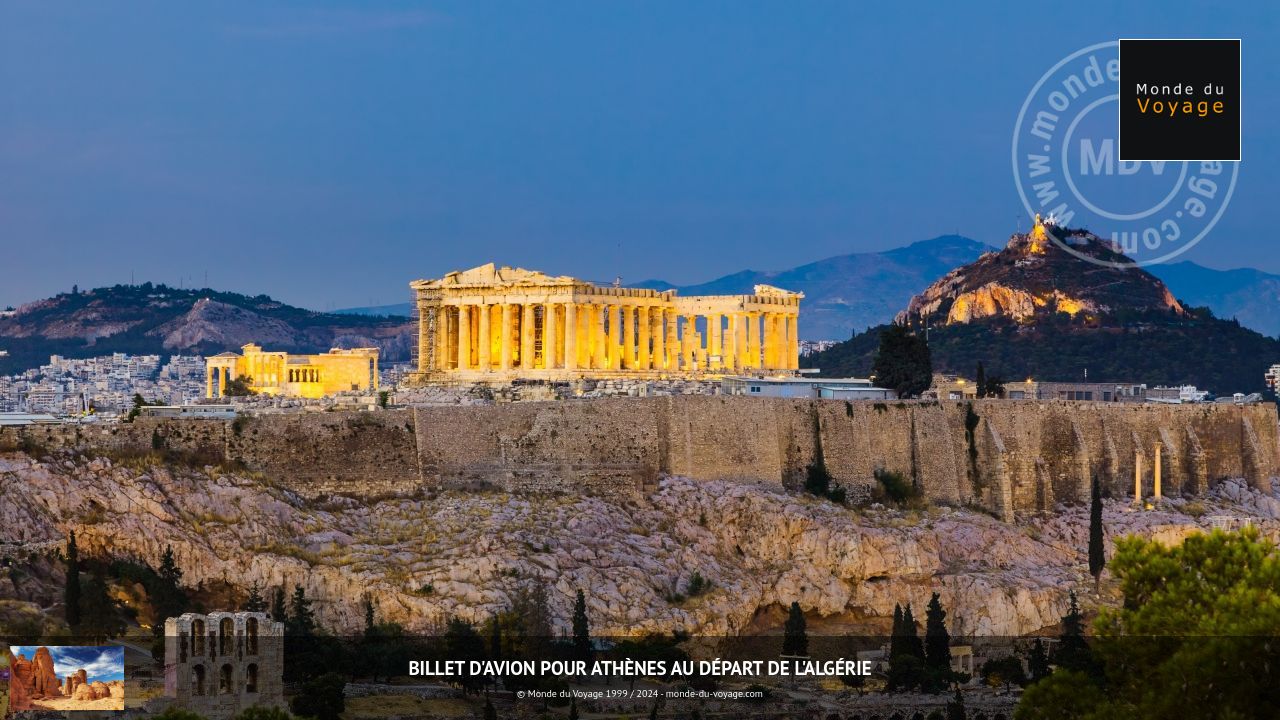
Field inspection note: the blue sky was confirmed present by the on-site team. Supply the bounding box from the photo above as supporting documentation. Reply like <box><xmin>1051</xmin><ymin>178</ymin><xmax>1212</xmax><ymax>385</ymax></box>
<box><xmin>9</xmin><ymin>645</ymin><xmax>125</xmax><ymax>684</ymax></box>
<box><xmin>2</xmin><ymin>1</ymin><xmax>1277</xmax><ymax>310</ymax></box>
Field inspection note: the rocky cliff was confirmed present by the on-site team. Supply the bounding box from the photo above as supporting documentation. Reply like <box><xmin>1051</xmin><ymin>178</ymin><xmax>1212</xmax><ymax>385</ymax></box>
<box><xmin>3</xmin><ymin>451</ymin><xmax>1278</xmax><ymax>641</ymax></box>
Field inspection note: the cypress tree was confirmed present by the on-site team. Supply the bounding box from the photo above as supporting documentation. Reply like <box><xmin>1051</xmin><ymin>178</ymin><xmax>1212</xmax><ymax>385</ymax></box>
<box><xmin>65</xmin><ymin>530</ymin><xmax>81</xmax><ymax>629</ymax></box>
<box><xmin>902</xmin><ymin>603</ymin><xmax>924</xmax><ymax>660</ymax></box>
<box><xmin>1027</xmin><ymin>639</ymin><xmax>1051</xmax><ymax>683</ymax></box>
<box><xmin>975</xmin><ymin>362</ymin><xmax>987</xmax><ymax>398</ymax></box>
<box><xmin>889</xmin><ymin>603</ymin><xmax>904</xmax><ymax>660</ymax></box>
<box><xmin>289</xmin><ymin>585</ymin><xmax>316</xmax><ymax>636</ymax></box>
<box><xmin>363</xmin><ymin>595</ymin><xmax>376</xmax><ymax>635</ymax></box>
<box><xmin>271</xmin><ymin>586</ymin><xmax>287</xmax><ymax>621</ymax></box>
<box><xmin>1089</xmin><ymin>477</ymin><xmax>1105</xmax><ymax>591</ymax></box>
<box><xmin>571</xmin><ymin>589</ymin><xmax>592</xmax><ymax>664</ymax></box>
<box><xmin>923</xmin><ymin>593</ymin><xmax>952</xmax><ymax>692</ymax></box>
<box><xmin>782</xmin><ymin>601</ymin><xmax>808</xmax><ymax>657</ymax></box>
<box><xmin>568</xmin><ymin>697</ymin><xmax>579</xmax><ymax>720</ymax></box>
<box><xmin>243</xmin><ymin>581</ymin><xmax>267</xmax><ymax>613</ymax></box>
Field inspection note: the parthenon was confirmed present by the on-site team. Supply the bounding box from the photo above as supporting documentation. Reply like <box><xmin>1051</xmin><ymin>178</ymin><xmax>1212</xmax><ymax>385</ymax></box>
<box><xmin>407</xmin><ymin>263</ymin><xmax>802</xmax><ymax>383</ymax></box>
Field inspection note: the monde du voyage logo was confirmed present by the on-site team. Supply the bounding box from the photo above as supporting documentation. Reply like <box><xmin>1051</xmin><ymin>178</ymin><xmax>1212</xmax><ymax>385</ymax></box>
<box><xmin>1012</xmin><ymin>40</ymin><xmax>1241</xmax><ymax>268</ymax></box>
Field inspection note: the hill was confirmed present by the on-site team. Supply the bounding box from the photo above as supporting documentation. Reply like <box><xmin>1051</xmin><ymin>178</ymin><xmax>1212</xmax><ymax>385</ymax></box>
<box><xmin>805</xmin><ymin>222</ymin><xmax>1280</xmax><ymax>394</ymax></box>
<box><xmin>0</xmin><ymin>283</ymin><xmax>414</xmax><ymax>374</ymax></box>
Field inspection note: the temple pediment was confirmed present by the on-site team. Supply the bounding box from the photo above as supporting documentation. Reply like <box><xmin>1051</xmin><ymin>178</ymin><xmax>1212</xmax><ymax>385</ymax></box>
<box><xmin>754</xmin><ymin>284</ymin><xmax>805</xmax><ymax>299</ymax></box>
<box><xmin>418</xmin><ymin>263</ymin><xmax>579</xmax><ymax>289</ymax></box>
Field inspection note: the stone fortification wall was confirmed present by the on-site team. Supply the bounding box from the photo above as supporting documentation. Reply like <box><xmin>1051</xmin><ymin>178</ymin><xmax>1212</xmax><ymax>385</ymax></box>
<box><xmin>3</xmin><ymin>398</ymin><xmax>1276</xmax><ymax>519</ymax></box>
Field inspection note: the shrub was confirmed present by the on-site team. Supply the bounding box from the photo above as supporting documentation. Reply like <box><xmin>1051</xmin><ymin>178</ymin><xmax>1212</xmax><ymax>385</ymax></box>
<box><xmin>874</xmin><ymin>468</ymin><xmax>920</xmax><ymax>506</ymax></box>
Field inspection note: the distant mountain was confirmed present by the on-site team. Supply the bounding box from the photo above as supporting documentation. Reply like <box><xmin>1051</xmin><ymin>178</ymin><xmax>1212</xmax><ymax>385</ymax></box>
<box><xmin>1148</xmin><ymin>262</ymin><xmax>1280</xmax><ymax>338</ymax></box>
<box><xmin>806</xmin><ymin>222</ymin><xmax>1280</xmax><ymax>394</ymax></box>
<box><xmin>634</xmin><ymin>235</ymin><xmax>996</xmax><ymax>340</ymax></box>
<box><xmin>335</xmin><ymin>302</ymin><xmax>414</xmax><ymax>317</ymax></box>
<box><xmin>0</xmin><ymin>284</ymin><xmax>414</xmax><ymax>375</ymax></box>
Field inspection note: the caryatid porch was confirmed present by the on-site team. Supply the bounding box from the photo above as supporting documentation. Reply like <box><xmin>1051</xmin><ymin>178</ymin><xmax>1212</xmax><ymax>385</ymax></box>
<box><xmin>408</xmin><ymin>264</ymin><xmax>803</xmax><ymax>383</ymax></box>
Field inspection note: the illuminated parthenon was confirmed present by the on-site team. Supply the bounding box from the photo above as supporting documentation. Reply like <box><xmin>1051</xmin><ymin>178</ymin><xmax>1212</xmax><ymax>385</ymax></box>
<box><xmin>407</xmin><ymin>263</ymin><xmax>802</xmax><ymax>383</ymax></box>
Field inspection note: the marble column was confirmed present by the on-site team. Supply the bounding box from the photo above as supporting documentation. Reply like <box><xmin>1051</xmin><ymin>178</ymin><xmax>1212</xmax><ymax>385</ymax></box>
<box><xmin>746</xmin><ymin>312</ymin><xmax>760</xmax><ymax>369</ymax></box>
<box><xmin>637</xmin><ymin>306</ymin><xmax>650</xmax><ymax>370</ymax></box>
<box><xmin>206</xmin><ymin>367</ymin><xmax>214</xmax><ymax>398</ymax></box>
<box><xmin>500</xmin><ymin>304</ymin><xmax>514</xmax><ymax>370</ymax></box>
<box><xmin>724</xmin><ymin>313</ymin><xmax>739</xmax><ymax>372</ymax></box>
<box><xmin>543</xmin><ymin>303</ymin><xmax>558</xmax><ymax>369</ymax></box>
<box><xmin>786</xmin><ymin>313</ymin><xmax>799</xmax><ymax>369</ymax></box>
<box><xmin>666</xmin><ymin>310</ymin><xmax>680</xmax><ymax>370</ymax></box>
<box><xmin>417</xmin><ymin>301</ymin><xmax>431</xmax><ymax>372</ymax></box>
<box><xmin>592</xmin><ymin>304</ymin><xmax>608</xmax><ymax>369</ymax></box>
<box><xmin>457</xmin><ymin>305</ymin><xmax>472</xmax><ymax>370</ymax></box>
<box><xmin>607</xmin><ymin>304</ymin><xmax>622</xmax><ymax>370</ymax></box>
<box><xmin>708</xmin><ymin>314</ymin><xmax>722</xmax><ymax>370</ymax></box>
<box><xmin>652</xmin><ymin>308</ymin><xmax>665</xmax><ymax>370</ymax></box>
<box><xmin>679</xmin><ymin>315</ymin><xmax>695</xmax><ymax>371</ymax></box>
<box><xmin>564</xmin><ymin>303</ymin><xmax>579</xmax><ymax>370</ymax></box>
<box><xmin>477</xmin><ymin>304</ymin><xmax>492</xmax><ymax>370</ymax></box>
<box><xmin>520</xmin><ymin>304</ymin><xmax>536</xmax><ymax>368</ymax></box>
<box><xmin>436</xmin><ymin>308</ymin><xmax>451</xmax><ymax>371</ymax></box>
<box><xmin>622</xmin><ymin>306</ymin><xmax>636</xmax><ymax>369</ymax></box>
<box><xmin>762</xmin><ymin>313</ymin><xmax>777</xmax><ymax>369</ymax></box>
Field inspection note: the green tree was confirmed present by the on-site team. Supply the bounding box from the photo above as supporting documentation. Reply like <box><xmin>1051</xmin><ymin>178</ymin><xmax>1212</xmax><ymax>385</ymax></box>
<box><xmin>445</xmin><ymin>618</ymin><xmax>487</xmax><ymax>695</ymax></box>
<box><xmin>271</xmin><ymin>585</ymin><xmax>287</xmax><ymax>621</ymax></box>
<box><xmin>243</xmin><ymin>581</ymin><xmax>267</xmax><ymax>613</ymax></box>
<box><xmin>81</xmin><ymin>566</ymin><xmax>125</xmax><ymax>639</ymax></box>
<box><xmin>65</xmin><ymin>530</ymin><xmax>81</xmax><ymax>628</ymax></box>
<box><xmin>945</xmin><ymin>687</ymin><xmax>966</xmax><ymax>720</ymax></box>
<box><xmin>1052</xmin><ymin>592</ymin><xmax>1094</xmax><ymax>676</ymax></box>
<box><xmin>1088</xmin><ymin>478</ymin><xmax>1105</xmax><ymax>591</ymax></box>
<box><xmin>1026</xmin><ymin>639</ymin><xmax>1051</xmax><ymax>683</ymax></box>
<box><xmin>290</xmin><ymin>672</ymin><xmax>345</xmax><ymax>720</ymax></box>
<box><xmin>483</xmin><ymin>696</ymin><xmax>497</xmax><ymax>720</ymax></box>
<box><xmin>871</xmin><ymin>324</ymin><xmax>933</xmax><ymax>398</ymax></box>
<box><xmin>781</xmin><ymin>601</ymin><xmax>807</xmax><ymax>658</ymax></box>
<box><xmin>888</xmin><ymin>602</ymin><xmax>926</xmax><ymax>692</ymax></box>
<box><xmin>975</xmin><ymin>361</ymin><xmax>987</xmax><ymax>398</ymax></box>
<box><xmin>288</xmin><ymin>585</ymin><xmax>316</xmax><ymax>636</ymax></box>
<box><xmin>571</xmin><ymin>589</ymin><xmax>593</xmax><ymax>665</ymax></box>
<box><xmin>1018</xmin><ymin>529</ymin><xmax>1280</xmax><ymax>719</ymax></box>
<box><xmin>980</xmin><ymin>655</ymin><xmax>1027</xmax><ymax>691</ymax></box>
<box><xmin>568</xmin><ymin>697</ymin><xmax>579</xmax><ymax>720</ymax></box>
<box><xmin>923</xmin><ymin>592</ymin><xmax>952</xmax><ymax>692</ymax></box>
<box><xmin>223</xmin><ymin>375</ymin><xmax>256</xmax><ymax>396</ymax></box>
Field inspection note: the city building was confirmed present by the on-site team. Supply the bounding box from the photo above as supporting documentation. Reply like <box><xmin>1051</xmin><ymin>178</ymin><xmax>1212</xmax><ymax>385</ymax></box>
<box><xmin>205</xmin><ymin>344</ymin><xmax>379</xmax><ymax>399</ymax></box>
<box><xmin>1146</xmin><ymin>385</ymin><xmax>1210</xmax><ymax>403</ymax></box>
<box><xmin>407</xmin><ymin>263</ymin><xmax>803</xmax><ymax>383</ymax></box>
<box><xmin>1267</xmin><ymin>364</ymin><xmax>1280</xmax><ymax>391</ymax></box>
<box><xmin>721</xmin><ymin>375</ymin><xmax>895</xmax><ymax>400</ymax></box>
<box><xmin>932</xmin><ymin>375</ymin><xmax>1149</xmax><ymax>402</ymax></box>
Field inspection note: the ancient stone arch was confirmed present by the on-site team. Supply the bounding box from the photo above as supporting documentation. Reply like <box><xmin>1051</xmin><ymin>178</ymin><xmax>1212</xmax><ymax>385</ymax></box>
<box><xmin>165</xmin><ymin>611</ymin><xmax>284</xmax><ymax>718</ymax></box>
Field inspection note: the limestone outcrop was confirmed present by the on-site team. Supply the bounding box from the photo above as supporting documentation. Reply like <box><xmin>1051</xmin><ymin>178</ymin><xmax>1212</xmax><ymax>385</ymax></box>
<box><xmin>3</xmin><ymin>451</ymin><xmax>1278</xmax><ymax>642</ymax></box>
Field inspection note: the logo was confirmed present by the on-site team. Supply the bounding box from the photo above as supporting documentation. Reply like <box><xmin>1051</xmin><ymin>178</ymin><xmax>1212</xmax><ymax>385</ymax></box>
<box><xmin>1012</xmin><ymin>41</ymin><xmax>1238</xmax><ymax>268</ymax></box>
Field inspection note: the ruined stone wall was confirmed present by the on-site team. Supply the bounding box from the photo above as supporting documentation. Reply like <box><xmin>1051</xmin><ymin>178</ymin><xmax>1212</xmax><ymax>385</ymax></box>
<box><xmin>3</xmin><ymin>398</ymin><xmax>1276</xmax><ymax>519</ymax></box>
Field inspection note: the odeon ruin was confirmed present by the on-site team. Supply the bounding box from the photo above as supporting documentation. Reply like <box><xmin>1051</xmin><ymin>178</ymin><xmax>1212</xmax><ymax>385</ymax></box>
<box><xmin>407</xmin><ymin>263</ymin><xmax>803</xmax><ymax>383</ymax></box>
<box><xmin>164</xmin><ymin>611</ymin><xmax>284</xmax><ymax>718</ymax></box>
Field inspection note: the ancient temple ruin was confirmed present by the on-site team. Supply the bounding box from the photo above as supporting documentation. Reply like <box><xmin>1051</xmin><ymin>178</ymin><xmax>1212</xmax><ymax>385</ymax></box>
<box><xmin>164</xmin><ymin>611</ymin><xmax>284</xmax><ymax>718</ymax></box>
<box><xmin>408</xmin><ymin>263</ymin><xmax>803</xmax><ymax>383</ymax></box>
